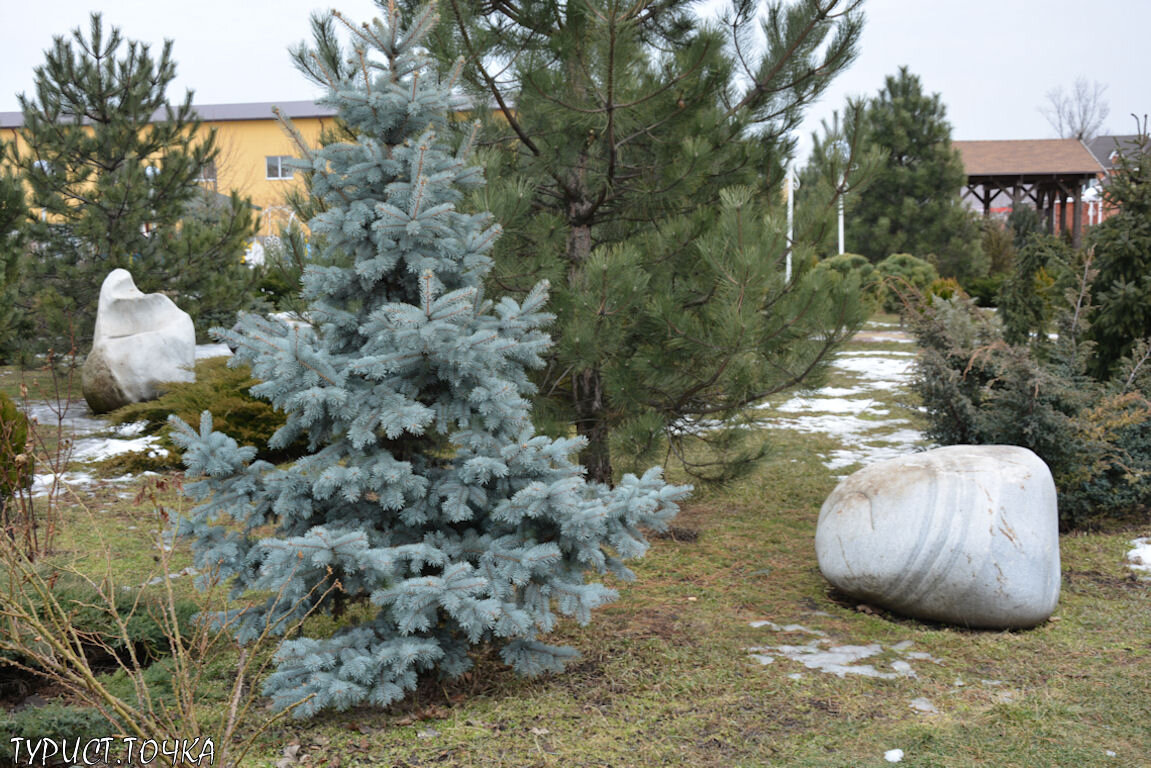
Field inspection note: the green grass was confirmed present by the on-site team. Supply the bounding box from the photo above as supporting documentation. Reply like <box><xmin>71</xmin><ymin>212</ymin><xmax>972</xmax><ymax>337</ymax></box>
<box><xmin>3</xmin><ymin>327</ymin><xmax>1149</xmax><ymax>767</ymax></box>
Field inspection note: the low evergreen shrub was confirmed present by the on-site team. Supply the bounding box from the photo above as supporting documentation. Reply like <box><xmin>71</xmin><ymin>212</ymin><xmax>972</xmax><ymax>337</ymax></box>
<box><xmin>0</xmin><ymin>391</ymin><xmax>30</xmax><ymax>498</ymax></box>
<box><xmin>910</xmin><ymin>280</ymin><xmax>1151</xmax><ymax>528</ymax></box>
<box><xmin>0</xmin><ymin>704</ymin><xmax>110</xmax><ymax>764</ymax></box>
<box><xmin>103</xmin><ymin>357</ymin><xmax>306</xmax><ymax>472</ymax></box>
<box><xmin>876</xmin><ymin>253</ymin><xmax>938</xmax><ymax>313</ymax></box>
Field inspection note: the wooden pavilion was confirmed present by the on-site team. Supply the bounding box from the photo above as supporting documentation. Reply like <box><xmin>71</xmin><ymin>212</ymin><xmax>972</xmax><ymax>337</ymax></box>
<box><xmin>954</xmin><ymin>139</ymin><xmax>1104</xmax><ymax>247</ymax></box>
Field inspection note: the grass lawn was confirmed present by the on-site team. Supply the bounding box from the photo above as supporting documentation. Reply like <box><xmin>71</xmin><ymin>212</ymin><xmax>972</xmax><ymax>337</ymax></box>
<box><xmin>2</xmin><ymin>320</ymin><xmax>1148</xmax><ymax>767</ymax></box>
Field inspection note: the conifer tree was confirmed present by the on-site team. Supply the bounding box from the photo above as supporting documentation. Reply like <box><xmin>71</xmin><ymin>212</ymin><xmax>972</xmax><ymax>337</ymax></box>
<box><xmin>404</xmin><ymin>0</ymin><xmax>868</xmax><ymax>482</ymax></box>
<box><xmin>7</xmin><ymin>13</ymin><xmax>258</xmax><ymax>351</ymax></box>
<box><xmin>1087</xmin><ymin>127</ymin><xmax>1151</xmax><ymax>378</ymax></box>
<box><xmin>169</xmin><ymin>1</ymin><xmax>689</xmax><ymax>717</ymax></box>
<box><xmin>845</xmin><ymin>67</ymin><xmax>985</xmax><ymax>284</ymax></box>
<box><xmin>0</xmin><ymin>164</ymin><xmax>28</xmax><ymax>362</ymax></box>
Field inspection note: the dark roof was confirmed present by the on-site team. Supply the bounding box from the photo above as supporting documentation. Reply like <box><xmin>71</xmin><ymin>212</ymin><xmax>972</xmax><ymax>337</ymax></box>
<box><xmin>0</xmin><ymin>100</ymin><xmax>336</xmax><ymax>129</ymax></box>
<box><xmin>1086</xmin><ymin>135</ymin><xmax>1144</xmax><ymax>170</ymax></box>
<box><xmin>191</xmin><ymin>101</ymin><xmax>337</xmax><ymax>122</ymax></box>
<box><xmin>954</xmin><ymin>139</ymin><xmax>1104</xmax><ymax>177</ymax></box>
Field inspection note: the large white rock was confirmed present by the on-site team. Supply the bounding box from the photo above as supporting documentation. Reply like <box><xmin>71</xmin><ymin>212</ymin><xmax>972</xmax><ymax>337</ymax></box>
<box><xmin>81</xmin><ymin>269</ymin><xmax>195</xmax><ymax>414</ymax></box>
<box><xmin>816</xmin><ymin>445</ymin><xmax>1060</xmax><ymax>629</ymax></box>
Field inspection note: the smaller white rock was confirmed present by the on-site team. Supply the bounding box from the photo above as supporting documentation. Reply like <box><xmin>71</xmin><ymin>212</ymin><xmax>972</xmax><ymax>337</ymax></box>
<box><xmin>884</xmin><ymin>748</ymin><xmax>905</xmax><ymax>763</ymax></box>
<box><xmin>82</xmin><ymin>269</ymin><xmax>195</xmax><ymax>413</ymax></box>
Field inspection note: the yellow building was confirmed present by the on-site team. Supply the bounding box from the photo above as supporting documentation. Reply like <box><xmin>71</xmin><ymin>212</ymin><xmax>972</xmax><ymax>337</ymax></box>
<box><xmin>0</xmin><ymin>100</ymin><xmax>338</xmax><ymax>237</ymax></box>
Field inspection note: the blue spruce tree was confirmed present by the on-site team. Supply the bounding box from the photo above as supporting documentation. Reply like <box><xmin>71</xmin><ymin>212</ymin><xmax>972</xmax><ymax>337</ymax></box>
<box><xmin>169</xmin><ymin>0</ymin><xmax>690</xmax><ymax>717</ymax></box>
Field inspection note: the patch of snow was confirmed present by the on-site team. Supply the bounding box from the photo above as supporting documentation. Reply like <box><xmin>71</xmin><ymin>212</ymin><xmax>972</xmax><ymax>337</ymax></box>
<box><xmin>809</xmin><ymin>386</ymin><xmax>869</xmax><ymax>398</ymax></box>
<box><xmin>823</xmin><ymin>429</ymin><xmax>928</xmax><ymax>473</ymax></box>
<box><xmin>774</xmin><ymin>642</ymin><xmax>902</xmax><ymax>679</ymax></box>
<box><xmin>764</xmin><ymin>413</ymin><xmax>895</xmax><ymax>438</ymax></box>
<box><xmin>196</xmin><ymin>343</ymin><xmax>233</xmax><ymax>359</ymax></box>
<box><xmin>73</xmin><ymin>435</ymin><xmax>166</xmax><ymax>462</ymax></box>
<box><xmin>776</xmin><ymin>396</ymin><xmax>885</xmax><ymax>415</ymax></box>
<box><xmin>21</xmin><ymin>400</ymin><xmax>106</xmax><ymax>436</ymax></box>
<box><xmin>1126</xmin><ymin>538</ymin><xmax>1151</xmax><ymax>578</ymax></box>
<box><xmin>833</xmin><ymin>355</ymin><xmax>915</xmax><ymax>383</ymax></box>
<box><xmin>30</xmin><ymin>471</ymin><xmax>96</xmax><ymax>497</ymax></box>
<box><xmin>748</xmin><ymin>625</ymin><xmax>940</xmax><ymax>680</ymax></box>
<box><xmin>839</xmin><ymin>349</ymin><xmax>917</xmax><ymax>357</ymax></box>
<box><xmin>748</xmin><ymin>621</ymin><xmax>826</xmax><ymax>636</ymax></box>
<box><xmin>113</xmin><ymin>421</ymin><xmax>148</xmax><ymax>437</ymax></box>
<box><xmin>30</xmin><ymin>470</ymin><xmax>143</xmax><ymax>498</ymax></box>
<box><xmin>747</xmin><ymin>640</ymin><xmax>911</xmax><ymax>679</ymax></box>
<box><xmin>884</xmin><ymin>749</ymin><xmax>905</xmax><ymax>763</ymax></box>
<box><xmin>909</xmin><ymin>697</ymin><xmax>938</xmax><ymax>714</ymax></box>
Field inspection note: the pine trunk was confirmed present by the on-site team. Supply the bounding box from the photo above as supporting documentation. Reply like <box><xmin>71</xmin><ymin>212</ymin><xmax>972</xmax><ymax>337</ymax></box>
<box><xmin>573</xmin><ymin>366</ymin><xmax>612</xmax><ymax>485</ymax></box>
<box><xmin>566</xmin><ymin>191</ymin><xmax>614</xmax><ymax>484</ymax></box>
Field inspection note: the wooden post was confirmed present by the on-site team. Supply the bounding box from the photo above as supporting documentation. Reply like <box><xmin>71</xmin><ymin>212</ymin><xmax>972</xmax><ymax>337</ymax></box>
<box><xmin>1056</xmin><ymin>182</ymin><xmax>1067</xmax><ymax>236</ymax></box>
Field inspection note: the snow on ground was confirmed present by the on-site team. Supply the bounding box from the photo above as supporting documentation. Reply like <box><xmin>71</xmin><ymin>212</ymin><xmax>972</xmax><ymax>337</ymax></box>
<box><xmin>21</xmin><ymin>396</ymin><xmax>163</xmax><ymax>496</ymax></box>
<box><xmin>72</xmin><ymin>434</ymin><xmax>167</xmax><ymax>462</ymax></box>
<box><xmin>831</xmin><ymin>354</ymin><xmax>915</xmax><ymax>387</ymax></box>
<box><xmin>21</xmin><ymin>399</ymin><xmax>107</xmax><ymax>437</ymax></box>
<box><xmin>746</xmin><ymin>622</ymin><xmax>941</xmax><ymax>680</ymax></box>
<box><xmin>196</xmin><ymin>343</ymin><xmax>233</xmax><ymax>359</ymax></box>
<box><xmin>30</xmin><ymin>469</ymin><xmax>155</xmax><ymax>498</ymax></box>
<box><xmin>756</xmin><ymin>330</ymin><xmax>929</xmax><ymax>473</ymax></box>
<box><xmin>30</xmin><ymin>471</ymin><xmax>97</xmax><ymax>498</ymax></box>
<box><xmin>1127</xmin><ymin>538</ymin><xmax>1151</xmax><ymax>580</ymax></box>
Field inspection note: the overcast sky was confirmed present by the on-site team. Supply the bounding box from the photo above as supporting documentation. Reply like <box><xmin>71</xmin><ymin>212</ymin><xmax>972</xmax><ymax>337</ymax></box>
<box><xmin>2</xmin><ymin>0</ymin><xmax>1147</xmax><ymax>161</ymax></box>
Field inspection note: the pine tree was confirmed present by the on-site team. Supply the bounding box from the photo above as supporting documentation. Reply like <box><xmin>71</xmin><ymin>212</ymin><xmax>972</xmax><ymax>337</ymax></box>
<box><xmin>0</xmin><ymin>162</ymin><xmax>28</xmax><ymax>362</ymax></box>
<box><xmin>798</xmin><ymin>102</ymin><xmax>884</xmax><ymax>258</ymax></box>
<box><xmin>169</xmin><ymin>1</ymin><xmax>689</xmax><ymax>718</ymax></box>
<box><xmin>846</xmin><ymin>67</ymin><xmax>985</xmax><ymax>284</ymax></box>
<box><xmin>6</xmin><ymin>13</ymin><xmax>258</xmax><ymax>351</ymax></box>
<box><xmin>403</xmin><ymin>0</ymin><xmax>867</xmax><ymax>482</ymax></box>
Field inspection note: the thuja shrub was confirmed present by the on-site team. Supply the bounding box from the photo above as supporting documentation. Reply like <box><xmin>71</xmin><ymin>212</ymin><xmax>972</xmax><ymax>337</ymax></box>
<box><xmin>169</xmin><ymin>2</ymin><xmax>689</xmax><ymax>717</ymax></box>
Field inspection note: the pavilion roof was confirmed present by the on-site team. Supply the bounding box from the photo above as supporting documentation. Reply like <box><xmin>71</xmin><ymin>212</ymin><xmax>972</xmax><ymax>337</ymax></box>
<box><xmin>954</xmin><ymin>139</ymin><xmax>1104</xmax><ymax>177</ymax></box>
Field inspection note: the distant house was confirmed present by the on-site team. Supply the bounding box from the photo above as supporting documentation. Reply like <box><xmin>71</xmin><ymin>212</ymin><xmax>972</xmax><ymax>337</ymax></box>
<box><xmin>954</xmin><ymin>138</ymin><xmax>1106</xmax><ymax>246</ymax></box>
<box><xmin>1086</xmin><ymin>134</ymin><xmax>1144</xmax><ymax>174</ymax></box>
<box><xmin>0</xmin><ymin>101</ymin><xmax>338</xmax><ymax>236</ymax></box>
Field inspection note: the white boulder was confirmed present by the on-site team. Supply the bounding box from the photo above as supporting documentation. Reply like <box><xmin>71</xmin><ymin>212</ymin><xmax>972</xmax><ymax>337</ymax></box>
<box><xmin>81</xmin><ymin>269</ymin><xmax>195</xmax><ymax>414</ymax></box>
<box><xmin>816</xmin><ymin>445</ymin><xmax>1060</xmax><ymax>629</ymax></box>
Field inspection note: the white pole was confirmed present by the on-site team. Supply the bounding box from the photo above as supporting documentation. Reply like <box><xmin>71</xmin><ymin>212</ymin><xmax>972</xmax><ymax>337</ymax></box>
<box><xmin>837</xmin><ymin>188</ymin><xmax>845</xmax><ymax>255</ymax></box>
<box><xmin>785</xmin><ymin>164</ymin><xmax>794</xmax><ymax>282</ymax></box>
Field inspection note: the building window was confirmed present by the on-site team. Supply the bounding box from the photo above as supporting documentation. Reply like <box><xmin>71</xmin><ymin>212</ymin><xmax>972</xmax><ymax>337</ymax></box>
<box><xmin>197</xmin><ymin>161</ymin><xmax>217</xmax><ymax>183</ymax></box>
<box><xmin>266</xmin><ymin>155</ymin><xmax>295</xmax><ymax>180</ymax></box>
